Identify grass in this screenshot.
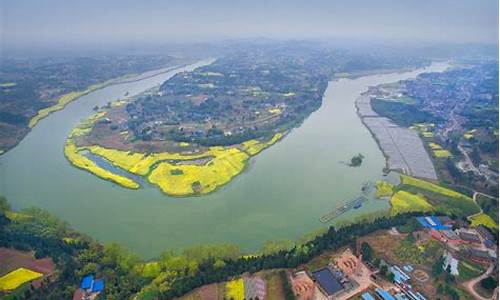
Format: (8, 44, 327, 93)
(390, 190, 433, 215)
(265, 272, 285, 300)
(29, 80, 113, 128)
(395, 239, 443, 265)
(0, 268, 43, 291)
(225, 279, 244, 300)
(458, 261, 485, 281)
(433, 149, 452, 158)
(64, 141, 140, 189)
(470, 213, 498, 229)
(375, 181, 394, 198)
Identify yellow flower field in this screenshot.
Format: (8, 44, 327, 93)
(470, 213, 498, 229)
(390, 191, 433, 215)
(433, 149, 452, 158)
(401, 175, 472, 200)
(64, 141, 140, 189)
(148, 147, 249, 196)
(241, 133, 283, 156)
(375, 180, 394, 198)
(225, 279, 245, 300)
(429, 142, 442, 150)
(0, 268, 43, 291)
(29, 81, 113, 128)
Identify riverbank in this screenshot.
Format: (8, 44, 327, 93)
(354, 63, 450, 180)
(356, 93, 438, 180)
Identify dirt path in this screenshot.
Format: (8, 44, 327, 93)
(462, 264, 498, 300)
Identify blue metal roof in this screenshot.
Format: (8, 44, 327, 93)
(416, 216, 451, 230)
(376, 288, 395, 300)
(362, 292, 376, 300)
(92, 279, 105, 292)
(312, 268, 343, 295)
(81, 275, 94, 290)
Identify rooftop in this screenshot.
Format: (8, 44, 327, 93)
(311, 268, 344, 296)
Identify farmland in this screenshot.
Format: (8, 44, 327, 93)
(0, 55, 183, 154)
(389, 191, 433, 215)
(0, 268, 43, 291)
(469, 213, 498, 229)
(392, 175, 480, 217)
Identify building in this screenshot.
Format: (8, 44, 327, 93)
(376, 288, 395, 300)
(458, 231, 481, 244)
(362, 292, 376, 300)
(437, 216, 455, 226)
(466, 249, 496, 265)
(476, 225, 495, 242)
(311, 268, 344, 297)
(416, 216, 452, 230)
(73, 274, 105, 300)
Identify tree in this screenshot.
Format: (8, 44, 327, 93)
(432, 255, 444, 277)
(360, 242, 373, 262)
(481, 277, 498, 291)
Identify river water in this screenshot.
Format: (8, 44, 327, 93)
(0, 61, 448, 258)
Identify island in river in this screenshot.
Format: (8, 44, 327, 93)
(64, 51, 329, 196)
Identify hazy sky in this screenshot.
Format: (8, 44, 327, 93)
(1, 0, 498, 48)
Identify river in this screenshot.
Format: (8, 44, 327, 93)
(0, 61, 448, 258)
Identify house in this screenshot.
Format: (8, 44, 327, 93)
(443, 251, 459, 276)
(466, 249, 495, 265)
(437, 216, 455, 226)
(458, 231, 481, 244)
(476, 225, 495, 242)
(73, 274, 105, 300)
(416, 216, 451, 230)
(362, 292, 377, 300)
(376, 288, 395, 300)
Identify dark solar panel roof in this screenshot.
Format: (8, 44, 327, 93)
(312, 268, 343, 295)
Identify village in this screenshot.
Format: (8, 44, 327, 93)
(288, 215, 498, 300)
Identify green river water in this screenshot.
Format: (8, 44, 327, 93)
(0, 61, 448, 258)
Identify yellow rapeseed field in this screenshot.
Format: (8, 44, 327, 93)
(241, 133, 283, 156)
(470, 213, 498, 229)
(390, 191, 433, 215)
(225, 279, 245, 300)
(64, 141, 140, 189)
(428, 142, 442, 150)
(29, 81, 113, 128)
(401, 175, 472, 200)
(0, 268, 43, 291)
(433, 149, 452, 158)
(148, 147, 249, 196)
(375, 180, 394, 198)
